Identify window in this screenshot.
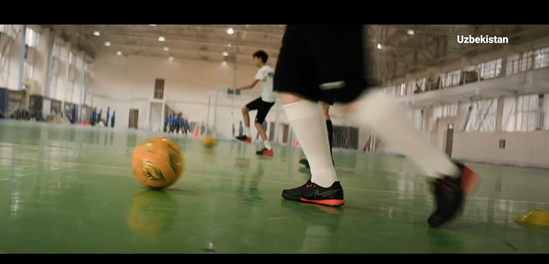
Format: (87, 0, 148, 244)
(515, 94, 540, 131)
(406, 81, 415, 95)
(0, 25, 16, 38)
(53, 43, 61, 58)
(519, 51, 534, 72)
(25, 28, 38, 47)
(50, 75, 58, 98)
(442, 70, 460, 88)
(69, 52, 76, 65)
(535, 47, 549, 69)
(442, 103, 458, 118)
(414, 109, 423, 130)
(0, 53, 7, 85)
(465, 99, 497, 132)
(23, 62, 33, 78)
(154, 78, 164, 99)
(476, 58, 502, 80)
(396, 83, 405, 97)
(415, 78, 425, 93)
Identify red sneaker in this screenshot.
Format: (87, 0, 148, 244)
(235, 136, 252, 143)
(256, 148, 273, 156)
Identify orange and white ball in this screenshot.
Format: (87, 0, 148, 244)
(131, 137, 184, 189)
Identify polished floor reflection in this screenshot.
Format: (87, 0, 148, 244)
(0, 120, 548, 253)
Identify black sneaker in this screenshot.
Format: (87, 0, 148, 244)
(427, 162, 480, 228)
(235, 135, 252, 143)
(281, 180, 345, 207)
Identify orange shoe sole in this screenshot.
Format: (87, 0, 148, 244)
(300, 198, 345, 207)
(461, 165, 480, 197)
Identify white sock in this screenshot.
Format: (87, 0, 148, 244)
(284, 101, 338, 187)
(351, 91, 460, 178)
(246, 127, 251, 137)
(263, 140, 272, 150)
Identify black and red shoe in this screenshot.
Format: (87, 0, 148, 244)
(256, 148, 273, 156)
(235, 135, 252, 143)
(427, 161, 480, 228)
(281, 180, 345, 207)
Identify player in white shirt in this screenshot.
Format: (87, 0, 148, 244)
(231, 50, 276, 156)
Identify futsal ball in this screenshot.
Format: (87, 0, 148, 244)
(202, 136, 216, 148)
(131, 137, 184, 189)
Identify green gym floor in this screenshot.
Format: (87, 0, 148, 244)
(0, 121, 548, 253)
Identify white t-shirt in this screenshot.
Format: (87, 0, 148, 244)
(255, 65, 276, 103)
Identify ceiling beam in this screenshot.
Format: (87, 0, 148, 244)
(195, 25, 285, 36)
(108, 43, 274, 63)
(52, 26, 281, 53)
(102, 34, 280, 56)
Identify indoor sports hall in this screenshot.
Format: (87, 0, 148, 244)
(1, 25, 549, 253)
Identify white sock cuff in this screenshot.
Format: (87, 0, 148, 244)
(282, 101, 323, 122)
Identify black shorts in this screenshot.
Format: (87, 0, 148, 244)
(245, 97, 275, 124)
(320, 91, 335, 105)
(273, 25, 371, 104)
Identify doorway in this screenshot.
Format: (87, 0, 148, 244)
(149, 102, 162, 132)
(444, 123, 454, 157)
(129, 109, 139, 129)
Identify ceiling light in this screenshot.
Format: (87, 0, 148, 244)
(222, 61, 227, 65)
(168, 56, 174, 61)
(150, 24, 156, 26)
(105, 41, 110, 46)
(222, 51, 228, 56)
(407, 30, 414, 35)
(117, 51, 122, 55)
(377, 43, 382, 49)
(163, 47, 169, 51)
(158, 36, 165, 42)
(227, 28, 234, 34)
(227, 43, 232, 47)
(93, 31, 100, 36)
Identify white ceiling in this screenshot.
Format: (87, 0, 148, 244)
(44, 24, 549, 85)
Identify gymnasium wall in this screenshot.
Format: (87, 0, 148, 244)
(452, 131, 549, 168)
(89, 54, 269, 131)
(0, 25, 89, 104)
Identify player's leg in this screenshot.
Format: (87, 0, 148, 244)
(236, 97, 261, 143)
(274, 25, 343, 207)
(255, 101, 275, 156)
(299, 94, 335, 169)
(308, 25, 479, 227)
(320, 101, 334, 159)
(346, 91, 478, 227)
